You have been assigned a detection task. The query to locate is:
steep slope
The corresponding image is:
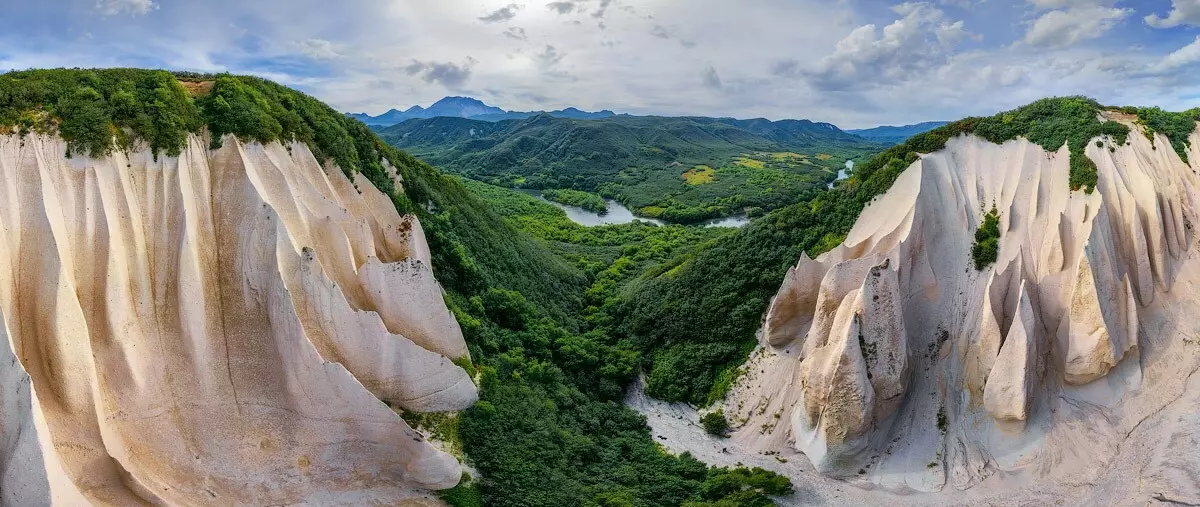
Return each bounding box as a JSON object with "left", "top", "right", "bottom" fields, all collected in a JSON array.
[
  {"left": 0, "top": 133, "right": 476, "bottom": 506},
  {"left": 849, "top": 121, "right": 949, "bottom": 145},
  {"left": 683, "top": 103, "right": 1200, "bottom": 503},
  {"left": 0, "top": 69, "right": 489, "bottom": 505}
]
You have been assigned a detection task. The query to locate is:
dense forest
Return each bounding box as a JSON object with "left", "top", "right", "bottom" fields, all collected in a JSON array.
[
  {"left": 378, "top": 113, "right": 881, "bottom": 224},
  {"left": 542, "top": 188, "right": 610, "bottom": 214}
]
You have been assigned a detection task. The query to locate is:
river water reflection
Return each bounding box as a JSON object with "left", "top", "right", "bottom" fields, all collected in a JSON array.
[{"left": 522, "top": 190, "right": 750, "bottom": 228}]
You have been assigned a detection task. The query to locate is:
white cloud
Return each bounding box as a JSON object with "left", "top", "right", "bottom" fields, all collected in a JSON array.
[
  {"left": 1157, "top": 36, "right": 1200, "bottom": 71},
  {"left": 504, "top": 27, "right": 528, "bottom": 40},
  {"left": 546, "top": 2, "right": 578, "bottom": 14},
  {"left": 701, "top": 66, "right": 721, "bottom": 90},
  {"left": 806, "top": 2, "right": 976, "bottom": 90},
  {"left": 1146, "top": 0, "right": 1200, "bottom": 28},
  {"left": 403, "top": 58, "right": 477, "bottom": 89},
  {"left": 533, "top": 45, "right": 566, "bottom": 70},
  {"left": 479, "top": 3, "right": 522, "bottom": 23},
  {"left": 1026, "top": 0, "right": 1124, "bottom": 8},
  {"left": 96, "top": 0, "right": 157, "bottom": 16},
  {"left": 935, "top": 20, "right": 973, "bottom": 46},
  {"left": 295, "top": 39, "right": 341, "bottom": 60},
  {"left": 11, "top": 0, "right": 1200, "bottom": 130},
  {"left": 1023, "top": 1, "right": 1131, "bottom": 49}
]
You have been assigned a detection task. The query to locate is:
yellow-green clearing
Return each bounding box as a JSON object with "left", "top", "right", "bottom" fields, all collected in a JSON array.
[
  {"left": 733, "top": 157, "right": 765, "bottom": 169},
  {"left": 768, "top": 152, "right": 805, "bottom": 160},
  {"left": 816, "top": 153, "right": 834, "bottom": 161},
  {"left": 683, "top": 165, "right": 716, "bottom": 185},
  {"left": 639, "top": 205, "right": 667, "bottom": 217}
]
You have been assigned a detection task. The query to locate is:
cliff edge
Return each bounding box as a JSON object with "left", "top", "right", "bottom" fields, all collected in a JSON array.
[{"left": 0, "top": 133, "right": 476, "bottom": 506}]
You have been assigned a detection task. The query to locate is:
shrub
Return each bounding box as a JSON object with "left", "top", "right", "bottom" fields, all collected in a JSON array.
[
  {"left": 972, "top": 207, "right": 1001, "bottom": 270},
  {"left": 701, "top": 410, "right": 731, "bottom": 436},
  {"left": 541, "top": 188, "right": 609, "bottom": 214},
  {"left": 440, "top": 473, "right": 484, "bottom": 507},
  {"left": 1135, "top": 106, "right": 1200, "bottom": 163}
]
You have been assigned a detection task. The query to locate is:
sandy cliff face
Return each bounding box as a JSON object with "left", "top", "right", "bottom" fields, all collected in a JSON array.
[
  {"left": 0, "top": 133, "right": 476, "bottom": 506},
  {"left": 722, "top": 118, "right": 1200, "bottom": 502}
]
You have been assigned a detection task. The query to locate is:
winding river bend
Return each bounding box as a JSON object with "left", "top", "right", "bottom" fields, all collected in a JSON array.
[{"left": 524, "top": 190, "right": 751, "bottom": 228}]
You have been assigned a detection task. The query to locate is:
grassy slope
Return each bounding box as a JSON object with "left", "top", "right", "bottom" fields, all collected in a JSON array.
[
  {"left": 378, "top": 114, "right": 882, "bottom": 223},
  {"left": 0, "top": 68, "right": 793, "bottom": 507}
]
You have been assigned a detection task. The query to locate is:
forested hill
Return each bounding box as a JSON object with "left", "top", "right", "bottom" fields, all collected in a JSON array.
[
  {"left": 378, "top": 113, "right": 883, "bottom": 223},
  {"left": 382, "top": 114, "right": 876, "bottom": 167}
]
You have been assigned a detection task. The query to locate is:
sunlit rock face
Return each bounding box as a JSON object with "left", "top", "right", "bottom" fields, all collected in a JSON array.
[
  {"left": 727, "top": 118, "right": 1200, "bottom": 498},
  {"left": 0, "top": 133, "right": 475, "bottom": 506}
]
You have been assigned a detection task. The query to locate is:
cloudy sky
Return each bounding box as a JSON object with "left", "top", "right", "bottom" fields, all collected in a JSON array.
[{"left": 3, "top": 0, "right": 1200, "bottom": 128}]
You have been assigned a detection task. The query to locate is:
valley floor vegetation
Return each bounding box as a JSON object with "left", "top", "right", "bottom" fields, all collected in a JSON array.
[
  {"left": 541, "top": 188, "right": 609, "bottom": 214},
  {"left": 379, "top": 114, "right": 881, "bottom": 225}
]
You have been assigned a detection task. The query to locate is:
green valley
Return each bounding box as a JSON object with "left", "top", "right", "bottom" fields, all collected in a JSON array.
[{"left": 378, "top": 114, "right": 882, "bottom": 224}]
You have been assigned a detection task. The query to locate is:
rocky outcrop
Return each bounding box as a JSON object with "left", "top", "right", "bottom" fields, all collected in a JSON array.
[
  {"left": 982, "top": 282, "right": 1038, "bottom": 422},
  {"left": 722, "top": 119, "right": 1200, "bottom": 495},
  {"left": 0, "top": 134, "right": 476, "bottom": 505},
  {"left": 792, "top": 259, "right": 909, "bottom": 472}
]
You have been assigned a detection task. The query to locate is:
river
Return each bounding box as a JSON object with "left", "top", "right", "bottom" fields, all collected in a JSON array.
[
  {"left": 522, "top": 190, "right": 751, "bottom": 228},
  {"left": 829, "top": 160, "right": 854, "bottom": 189}
]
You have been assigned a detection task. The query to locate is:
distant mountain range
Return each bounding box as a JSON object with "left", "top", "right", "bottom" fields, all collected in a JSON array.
[
  {"left": 847, "top": 121, "right": 949, "bottom": 145},
  {"left": 347, "top": 96, "right": 618, "bottom": 126}
]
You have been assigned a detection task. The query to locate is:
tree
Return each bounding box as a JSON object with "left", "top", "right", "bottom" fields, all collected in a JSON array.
[{"left": 701, "top": 410, "right": 731, "bottom": 437}]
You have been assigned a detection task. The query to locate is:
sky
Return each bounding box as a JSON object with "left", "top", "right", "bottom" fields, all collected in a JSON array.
[{"left": 3, "top": 0, "right": 1200, "bottom": 128}]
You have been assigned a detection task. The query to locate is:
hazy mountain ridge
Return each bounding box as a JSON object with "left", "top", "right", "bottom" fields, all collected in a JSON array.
[
  {"left": 348, "top": 96, "right": 618, "bottom": 125},
  {"left": 849, "top": 121, "right": 950, "bottom": 145}
]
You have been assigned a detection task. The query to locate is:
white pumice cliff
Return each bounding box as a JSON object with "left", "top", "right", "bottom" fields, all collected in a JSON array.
[
  {"left": 685, "top": 115, "right": 1200, "bottom": 503},
  {"left": 0, "top": 133, "right": 476, "bottom": 506}
]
